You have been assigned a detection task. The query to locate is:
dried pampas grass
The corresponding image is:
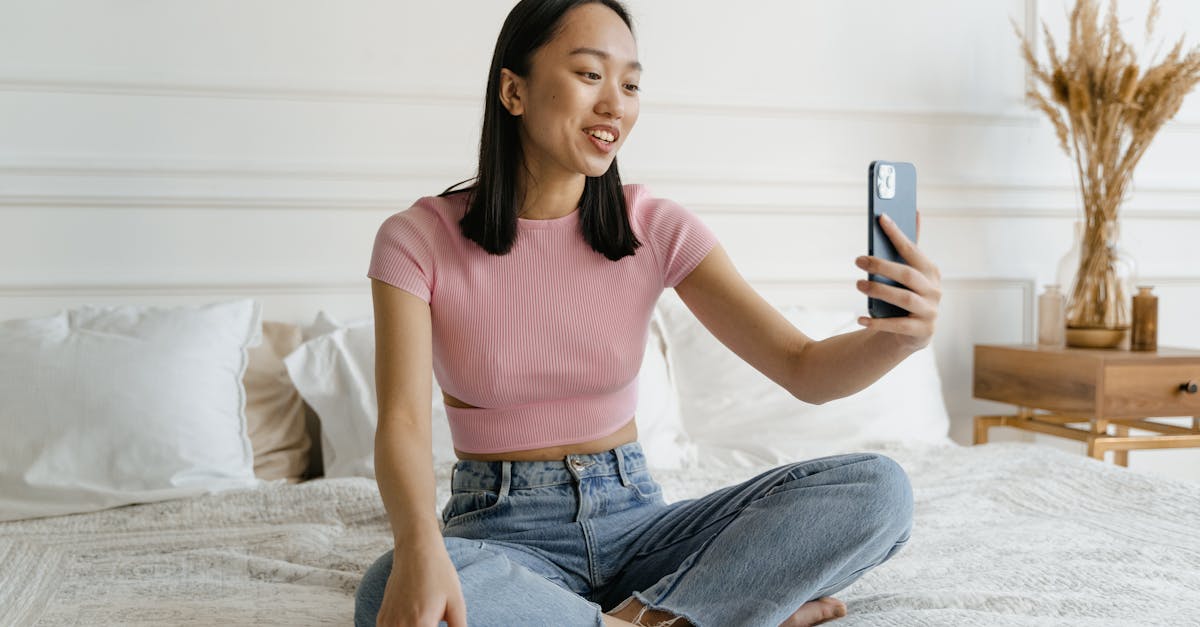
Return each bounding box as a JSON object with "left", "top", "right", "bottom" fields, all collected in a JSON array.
[{"left": 1012, "top": 0, "right": 1200, "bottom": 329}]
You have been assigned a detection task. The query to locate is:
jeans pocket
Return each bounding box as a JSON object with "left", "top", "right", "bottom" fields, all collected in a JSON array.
[{"left": 441, "top": 490, "right": 506, "bottom": 527}]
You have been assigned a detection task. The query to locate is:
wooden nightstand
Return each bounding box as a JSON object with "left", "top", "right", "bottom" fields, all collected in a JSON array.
[{"left": 973, "top": 344, "right": 1200, "bottom": 466}]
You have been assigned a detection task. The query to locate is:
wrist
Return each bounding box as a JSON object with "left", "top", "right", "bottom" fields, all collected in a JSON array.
[
  {"left": 394, "top": 517, "right": 443, "bottom": 545},
  {"left": 876, "top": 326, "right": 927, "bottom": 353}
]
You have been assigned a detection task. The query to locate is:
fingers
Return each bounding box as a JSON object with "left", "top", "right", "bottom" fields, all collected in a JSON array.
[
  {"left": 445, "top": 600, "right": 468, "bottom": 627},
  {"left": 857, "top": 212, "right": 939, "bottom": 350},
  {"left": 856, "top": 279, "right": 938, "bottom": 318},
  {"left": 855, "top": 255, "right": 939, "bottom": 299},
  {"left": 856, "top": 313, "right": 931, "bottom": 341},
  {"left": 878, "top": 213, "right": 933, "bottom": 275},
  {"left": 857, "top": 211, "right": 942, "bottom": 295}
]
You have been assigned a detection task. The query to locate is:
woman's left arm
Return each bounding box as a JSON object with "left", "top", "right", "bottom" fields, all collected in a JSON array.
[{"left": 673, "top": 210, "right": 941, "bottom": 406}]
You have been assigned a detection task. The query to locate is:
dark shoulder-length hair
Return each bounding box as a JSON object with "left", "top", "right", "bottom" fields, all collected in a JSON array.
[{"left": 439, "top": 0, "right": 642, "bottom": 261}]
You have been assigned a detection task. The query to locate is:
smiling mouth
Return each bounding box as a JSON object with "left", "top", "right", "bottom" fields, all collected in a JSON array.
[
  {"left": 585, "top": 128, "right": 616, "bottom": 143},
  {"left": 584, "top": 132, "right": 617, "bottom": 155}
]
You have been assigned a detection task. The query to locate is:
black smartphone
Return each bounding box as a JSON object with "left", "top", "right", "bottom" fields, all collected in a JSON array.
[{"left": 867, "top": 160, "right": 918, "bottom": 318}]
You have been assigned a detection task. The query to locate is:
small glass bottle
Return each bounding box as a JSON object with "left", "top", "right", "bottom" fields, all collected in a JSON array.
[
  {"left": 1131, "top": 286, "right": 1158, "bottom": 351},
  {"left": 1038, "top": 284, "right": 1066, "bottom": 347}
]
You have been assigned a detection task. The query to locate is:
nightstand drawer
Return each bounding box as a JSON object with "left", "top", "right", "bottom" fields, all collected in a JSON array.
[{"left": 1104, "top": 363, "right": 1200, "bottom": 417}]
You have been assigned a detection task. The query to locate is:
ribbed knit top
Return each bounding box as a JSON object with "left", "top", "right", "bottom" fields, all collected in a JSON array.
[{"left": 366, "top": 183, "right": 718, "bottom": 454}]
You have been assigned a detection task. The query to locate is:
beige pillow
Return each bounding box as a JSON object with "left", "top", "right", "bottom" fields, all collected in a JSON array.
[{"left": 244, "top": 320, "right": 312, "bottom": 483}]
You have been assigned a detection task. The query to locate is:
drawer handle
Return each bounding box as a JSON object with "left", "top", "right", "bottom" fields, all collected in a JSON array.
[{"left": 1182, "top": 381, "right": 1199, "bottom": 395}]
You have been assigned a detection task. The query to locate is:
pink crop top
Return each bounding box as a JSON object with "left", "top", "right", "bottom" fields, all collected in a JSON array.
[{"left": 366, "top": 183, "right": 718, "bottom": 453}]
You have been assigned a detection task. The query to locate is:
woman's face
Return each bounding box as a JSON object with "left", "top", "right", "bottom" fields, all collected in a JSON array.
[{"left": 500, "top": 3, "right": 641, "bottom": 182}]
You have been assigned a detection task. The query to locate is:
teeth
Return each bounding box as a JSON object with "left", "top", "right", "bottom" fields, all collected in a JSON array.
[{"left": 587, "top": 129, "right": 615, "bottom": 142}]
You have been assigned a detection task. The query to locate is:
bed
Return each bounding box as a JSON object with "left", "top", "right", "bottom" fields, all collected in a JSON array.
[
  {"left": 3, "top": 294, "right": 1199, "bottom": 626},
  {"left": 4, "top": 441, "right": 1200, "bottom": 626}
]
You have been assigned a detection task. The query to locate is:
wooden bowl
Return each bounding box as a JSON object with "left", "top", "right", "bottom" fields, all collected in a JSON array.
[{"left": 1066, "top": 327, "right": 1128, "bottom": 349}]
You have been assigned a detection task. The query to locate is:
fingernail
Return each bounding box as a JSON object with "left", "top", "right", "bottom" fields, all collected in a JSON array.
[{"left": 882, "top": 214, "right": 894, "bottom": 224}]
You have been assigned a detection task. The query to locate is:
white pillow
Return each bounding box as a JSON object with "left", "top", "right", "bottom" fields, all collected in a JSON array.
[
  {"left": 284, "top": 309, "right": 688, "bottom": 478},
  {"left": 301, "top": 310, "right": 370, "bottom": 342},
  {"left": 0, "top": 298, "right": 264, "bottom": 522},
  {"left": 656, "top": 290, "right": 952, "bottom": 469}
]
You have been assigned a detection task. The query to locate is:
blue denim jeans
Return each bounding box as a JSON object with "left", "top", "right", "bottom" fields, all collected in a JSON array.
[{"left": 355, "top": 441, "right": 912, "bottom": 627}]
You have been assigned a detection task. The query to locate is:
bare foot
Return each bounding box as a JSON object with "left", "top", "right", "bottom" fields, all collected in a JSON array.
[{"left": 778, "top": 596, "right": 847, "bottom": 627}]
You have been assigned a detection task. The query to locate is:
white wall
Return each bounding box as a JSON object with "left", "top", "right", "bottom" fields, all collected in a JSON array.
[{"left": 1, "top": 0, "right": 1198, "bottom": 481}]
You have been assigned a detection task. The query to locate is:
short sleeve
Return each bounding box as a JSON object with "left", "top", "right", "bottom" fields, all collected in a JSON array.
[
  {"left": 366, "top": 205, "right": 436, "bottom": 303},
  {"left": 642, "top": 196, "right": 719, "bottom": 288}
]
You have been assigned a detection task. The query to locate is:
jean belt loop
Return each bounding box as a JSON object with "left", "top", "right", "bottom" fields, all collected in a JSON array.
[
  {"left": 450, "top": 464, "right": 457, "bottom": 491},
  {"left": 614, "top": 445, "right": 631, "bottom": 487},
  {"left": 499, "top": 461, "right": 513, "bottom": 498}
]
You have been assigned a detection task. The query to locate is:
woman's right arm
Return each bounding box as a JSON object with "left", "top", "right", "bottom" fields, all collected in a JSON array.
[
  {"left": 371, "top": 278, "right": 467, "bottom": 627},
  {"left": 372, "top": 277, "right": 441, "bottom": 543}
]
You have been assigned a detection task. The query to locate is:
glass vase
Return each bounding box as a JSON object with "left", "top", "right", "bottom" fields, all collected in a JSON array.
[{"left": 1055, "top": 219, "right": 1137, "bottom": 344}]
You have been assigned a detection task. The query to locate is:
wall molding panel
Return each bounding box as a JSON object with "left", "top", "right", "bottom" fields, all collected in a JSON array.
[
  {"left": 2, "top": 72, "right": 1196, "bottom": 130},
  {"left": 2, "top": 161, "right": 1198, "bottom": 219}
]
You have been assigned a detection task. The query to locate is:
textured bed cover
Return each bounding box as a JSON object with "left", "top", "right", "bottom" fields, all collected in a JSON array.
[{"left": 2, "top": 441, "right": 1198, "bottom": 626}]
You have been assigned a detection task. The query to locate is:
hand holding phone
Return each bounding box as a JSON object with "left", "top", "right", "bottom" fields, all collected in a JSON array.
[{"left": 857, "top": 160, "right": 943, "bottom": 351}]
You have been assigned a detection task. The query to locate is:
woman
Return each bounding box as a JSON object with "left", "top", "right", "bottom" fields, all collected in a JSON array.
[{"left": 355, "top": 1, "right": 939, "bottom": 625}]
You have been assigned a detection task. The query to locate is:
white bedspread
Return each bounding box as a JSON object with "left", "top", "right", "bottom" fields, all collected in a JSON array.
[{"left": 2, "top": 441, "right": 1199, "bottom": 626}]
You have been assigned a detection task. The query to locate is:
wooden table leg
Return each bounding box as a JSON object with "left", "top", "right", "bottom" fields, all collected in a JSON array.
[
  {"left": 1087, "top": 419, "right": 1111, "bottom": 462},
  {"left": 974, "top": 415, "right": 992, "bottom": 445},
  {"left": 1113, "top": 424, "right": 1129, "bottom": 467}
]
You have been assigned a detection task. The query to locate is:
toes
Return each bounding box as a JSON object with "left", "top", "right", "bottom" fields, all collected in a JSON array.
[
  {"left": 818, "top": 597, "right": 847, "bottom": 620},
  {"left": 819, "top": 597, "right": 847, "bottom": 613},
  {"left": 783, "top": 597, "right": 849, "bottom": 627}
]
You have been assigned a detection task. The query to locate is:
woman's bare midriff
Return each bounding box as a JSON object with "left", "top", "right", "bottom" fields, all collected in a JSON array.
[{"left": 444, "top": 391, "right": 638, "bottom": 461}]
